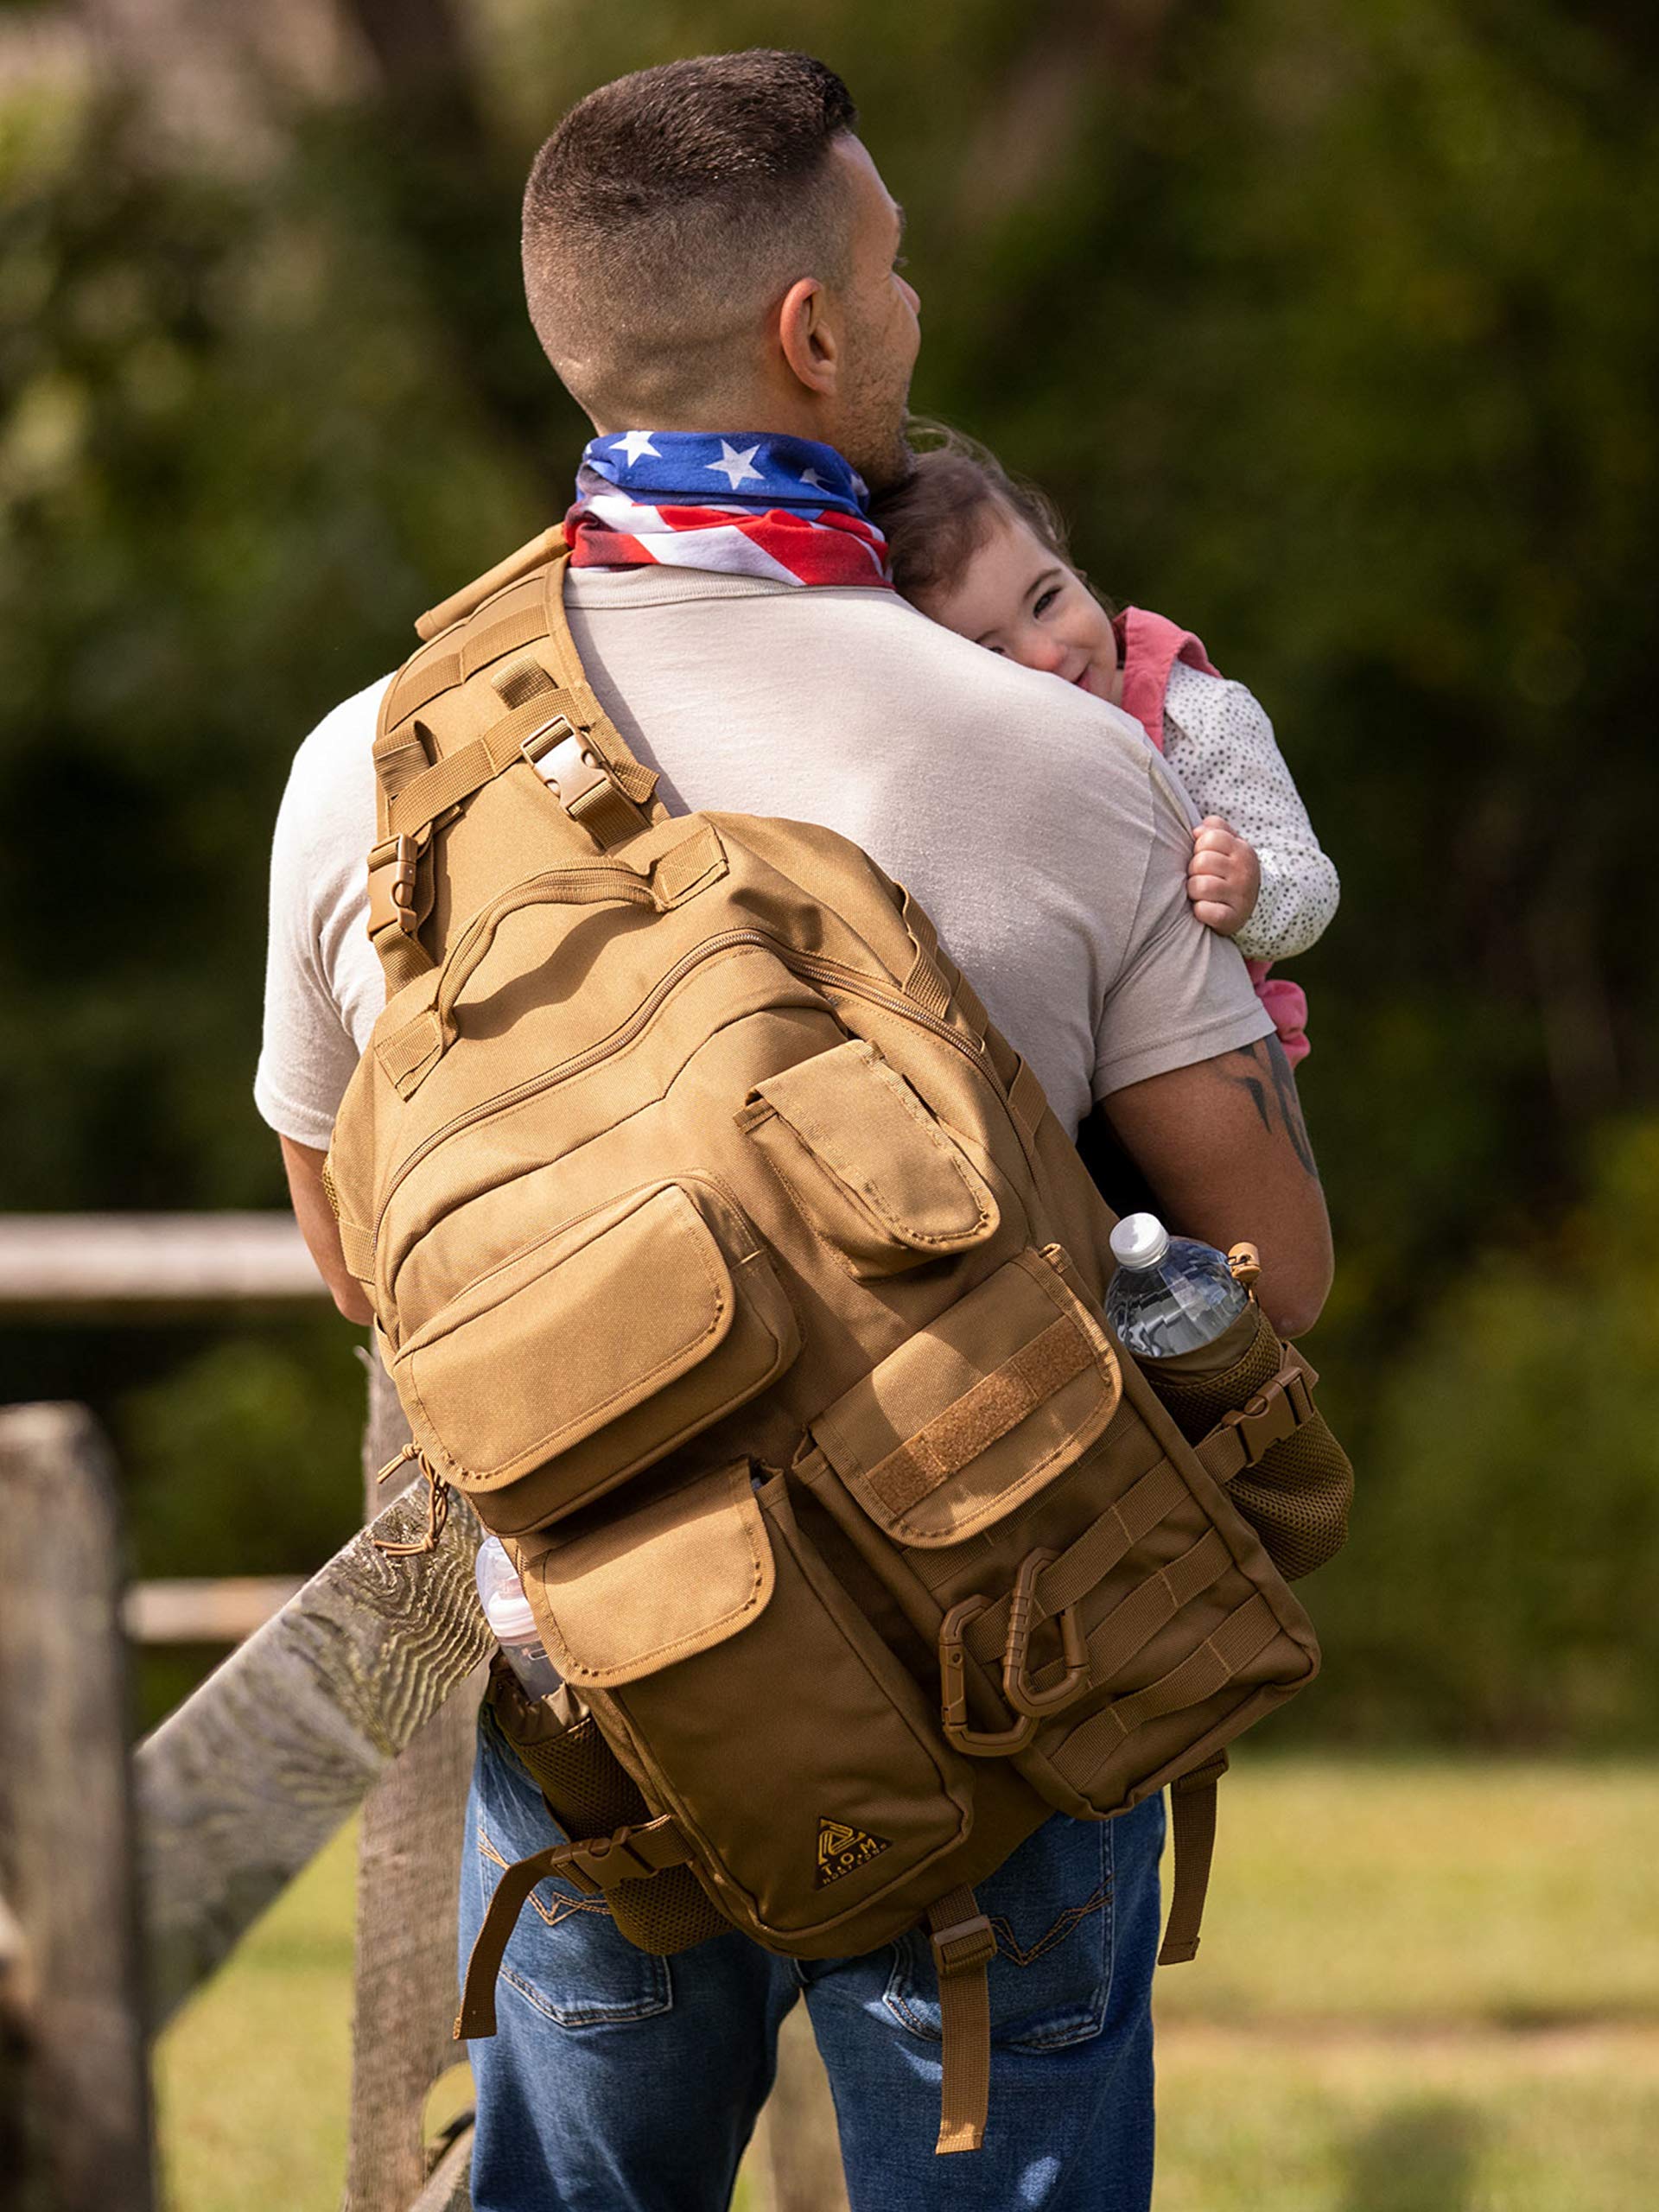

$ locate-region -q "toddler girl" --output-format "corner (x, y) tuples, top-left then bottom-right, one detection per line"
(874, 432), (1338, 1065)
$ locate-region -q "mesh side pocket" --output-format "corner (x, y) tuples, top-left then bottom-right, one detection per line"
(486, 1657), (728, 1955)
(1140, 1306), (1353, 1580)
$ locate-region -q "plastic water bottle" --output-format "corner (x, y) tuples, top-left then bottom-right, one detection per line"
(1105, 1212), (1250, 1358)
(474, 1535), (563, 1700)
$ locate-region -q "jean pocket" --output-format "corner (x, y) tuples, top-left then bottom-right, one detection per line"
(467, 1708), (673, 2032)
(882, 1812), (1118, 2051)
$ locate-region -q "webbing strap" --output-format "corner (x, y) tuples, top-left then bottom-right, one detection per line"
(1071, 1528), (1233, 1686)
(1158, 1752), (1228, 1965)
(454, 1815), (694, 2041)
(564, 766), (651, 851)
(336, 1216), (373, 1285)
(386, 604), (552, 725)
(865, 1317), (1096, 1520)
(897, 887), (955, 1022)
(385, 694), (582, 841)
(1194, 1357), (1317, 1485)
(1054, 1593), (1280, 1787)
(372, 926), (434, 997)
(928, 1885), (996, 2154)
(950, 970), (992, 1046)
(1007, 1057), (1048, 1171)
(963, 1459), (1188, 1667)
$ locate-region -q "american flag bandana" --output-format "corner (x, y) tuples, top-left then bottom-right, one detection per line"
(564, 430), (893, 589)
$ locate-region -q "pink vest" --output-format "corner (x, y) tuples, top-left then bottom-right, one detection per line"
(1111, 607), (1310, 1068)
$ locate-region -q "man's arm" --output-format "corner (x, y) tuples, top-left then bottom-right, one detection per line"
(280, 1135), (373, 1325)
(1098, 1033), (1332, 1339)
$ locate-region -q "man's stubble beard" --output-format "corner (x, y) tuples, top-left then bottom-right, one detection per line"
(835, 314), (917, 495)
(839, 391), (915, 496)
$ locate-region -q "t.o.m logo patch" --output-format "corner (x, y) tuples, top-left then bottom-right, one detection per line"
(815, 1816), (892, 1889)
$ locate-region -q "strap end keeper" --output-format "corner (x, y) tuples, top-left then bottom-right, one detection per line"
(930, 1910), (996, 1976)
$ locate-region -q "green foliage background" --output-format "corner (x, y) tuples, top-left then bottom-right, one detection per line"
(2, 0), (1653, 1740)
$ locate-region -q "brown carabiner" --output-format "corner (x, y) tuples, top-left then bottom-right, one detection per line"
(372, 1448), (451, 1556)
(938, 1596), (1038, 1757)
(1002, 1550), (1090, 1720)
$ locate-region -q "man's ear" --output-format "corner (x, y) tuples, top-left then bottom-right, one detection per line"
(777, 276), (839, 396)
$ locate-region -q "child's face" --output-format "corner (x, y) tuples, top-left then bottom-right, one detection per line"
(917, 504), (1121, 705)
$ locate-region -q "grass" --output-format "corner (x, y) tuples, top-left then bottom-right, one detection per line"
(154, 1758), (1659, 2209)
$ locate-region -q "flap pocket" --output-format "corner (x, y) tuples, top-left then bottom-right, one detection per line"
(522, 1460), (773, 1688)
(397, 1177), (800, 1531)
(813, 1246), (1122, 1547)
(735, 1038), (998, 1277)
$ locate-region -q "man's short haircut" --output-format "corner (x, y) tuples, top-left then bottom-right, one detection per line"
(524, 52), (859, 426)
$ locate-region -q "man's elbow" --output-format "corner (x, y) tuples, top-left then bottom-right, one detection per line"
(329, 1274), (375, 1326)
(1259, 1233), (1334, 1342)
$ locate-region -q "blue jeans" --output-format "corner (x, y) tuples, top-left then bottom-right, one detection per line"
(459, 1705), (1164, 2211)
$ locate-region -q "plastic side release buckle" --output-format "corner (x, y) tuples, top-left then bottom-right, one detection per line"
(521, 718), (613, 813)
(1222, 1363), (1314, 1468)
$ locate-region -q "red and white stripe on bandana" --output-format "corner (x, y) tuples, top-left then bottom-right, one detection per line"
(564, 430), (893, 589)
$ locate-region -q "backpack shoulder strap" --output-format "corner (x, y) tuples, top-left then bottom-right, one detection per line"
(364, 532), (670, 995)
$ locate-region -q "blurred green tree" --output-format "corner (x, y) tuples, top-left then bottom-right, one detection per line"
(0, 0), (1650, 1739)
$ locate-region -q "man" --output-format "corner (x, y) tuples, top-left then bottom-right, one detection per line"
(258, 51), (1332, 2212)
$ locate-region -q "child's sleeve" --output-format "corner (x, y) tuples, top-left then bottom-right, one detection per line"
(1161, 662), (1339, 963)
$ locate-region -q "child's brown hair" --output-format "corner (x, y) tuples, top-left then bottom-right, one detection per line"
(873, 423), (1077, 603)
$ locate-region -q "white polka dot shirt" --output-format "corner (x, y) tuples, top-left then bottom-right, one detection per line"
(1162, 659), (1339, 963)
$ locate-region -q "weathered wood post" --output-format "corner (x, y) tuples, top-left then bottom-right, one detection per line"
(0, 1402), (156, 2212)
(342, 1360), (485, 2211)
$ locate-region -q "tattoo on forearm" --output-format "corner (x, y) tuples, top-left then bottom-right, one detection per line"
(1224, 1038), (1319, 1181)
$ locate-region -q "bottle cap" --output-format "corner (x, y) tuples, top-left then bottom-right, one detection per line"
(475, 1534), (542, 1649)
(483, 1583), (541, 1648)
(1110, 1212), (1171, 1271)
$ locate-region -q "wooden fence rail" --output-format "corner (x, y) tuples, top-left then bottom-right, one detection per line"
(137, 1440), (488, 2029)
(1, 1211), (849, 2210)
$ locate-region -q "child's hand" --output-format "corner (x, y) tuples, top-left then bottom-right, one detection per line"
(1188, 817), (1261, 937)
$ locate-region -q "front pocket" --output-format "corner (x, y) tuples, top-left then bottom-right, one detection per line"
(811, 1245), (1122, 1548)
(396, 1177), (800, 1533)
(735, 1038), (999, 1278)
(522, 1463), (976, 1944)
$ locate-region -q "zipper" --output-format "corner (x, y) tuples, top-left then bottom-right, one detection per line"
(375, 926), (992, 1237)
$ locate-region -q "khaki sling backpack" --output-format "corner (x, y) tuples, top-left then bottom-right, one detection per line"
(325, 531), (1351, 2156)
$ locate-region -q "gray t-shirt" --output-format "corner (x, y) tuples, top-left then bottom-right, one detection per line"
(256, 566), (1271, 1149)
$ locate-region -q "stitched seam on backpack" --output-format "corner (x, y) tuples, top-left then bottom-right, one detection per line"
(555, 1476), (771, 1682)
(779, 1054), (991, 1246)
(407, 1205), (731, 1480)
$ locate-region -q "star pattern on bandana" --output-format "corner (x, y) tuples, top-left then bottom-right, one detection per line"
(705, 441), (764, 492)
(610, 429), (661, 465)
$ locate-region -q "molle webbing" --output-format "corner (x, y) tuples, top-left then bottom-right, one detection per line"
(364, 542), (668, 998)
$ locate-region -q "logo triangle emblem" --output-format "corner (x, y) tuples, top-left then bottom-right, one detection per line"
(816, 1815), (893, 1889)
